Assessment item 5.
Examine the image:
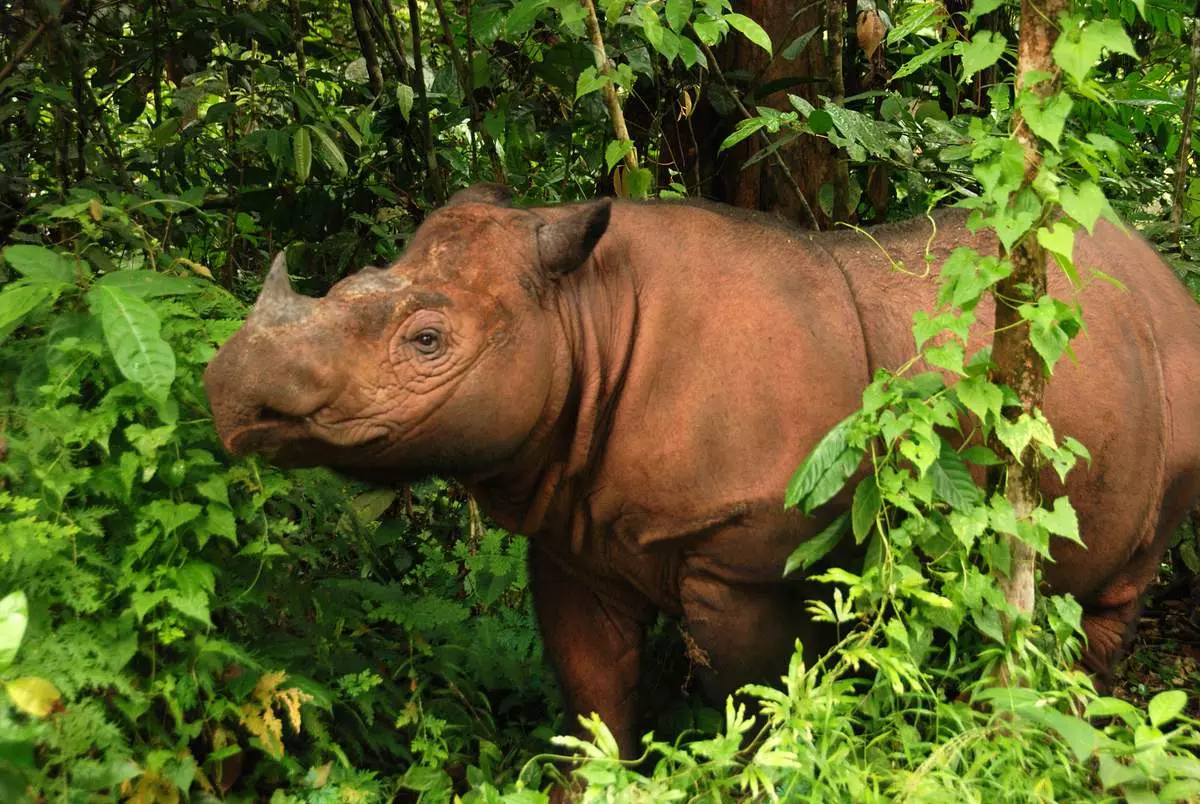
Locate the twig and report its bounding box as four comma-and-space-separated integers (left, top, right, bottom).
1172, 16, 1200, 234
698, 40, 819, 229
581, 0, 638, 173
379, 0, 412, 85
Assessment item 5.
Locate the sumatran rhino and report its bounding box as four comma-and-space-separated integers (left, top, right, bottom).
204, 185, 1200, 756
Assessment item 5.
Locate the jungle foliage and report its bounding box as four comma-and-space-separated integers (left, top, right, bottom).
2, 0, 1200, 800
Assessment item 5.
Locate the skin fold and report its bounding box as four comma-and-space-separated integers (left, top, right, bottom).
205, 185, 1200, 757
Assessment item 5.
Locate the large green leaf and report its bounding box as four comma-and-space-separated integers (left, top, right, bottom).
293, 126, 312, 182
3, 244, 76, 287
665, 0, 693, 31
724, 13, 772, 55
96, 270, 202, 298
309, 125, 349, 177
928, 443, 982, 511
787, 418, 867, 516
89, 284, 176, 401
784, 513, 849, 576
0, 282, 56, 344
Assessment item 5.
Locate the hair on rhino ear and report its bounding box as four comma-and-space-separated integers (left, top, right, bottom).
537, 199, 612, 277
445, 183, 515, 208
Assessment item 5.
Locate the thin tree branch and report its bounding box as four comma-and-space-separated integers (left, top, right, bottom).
379, 0, 412, 85
698, 40, 819, 229
1173, 16, 1200, 234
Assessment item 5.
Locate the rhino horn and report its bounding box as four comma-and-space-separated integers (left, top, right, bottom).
250, 252, 316, 326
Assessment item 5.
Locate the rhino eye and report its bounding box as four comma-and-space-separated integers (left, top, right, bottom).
413, 329, 442, 355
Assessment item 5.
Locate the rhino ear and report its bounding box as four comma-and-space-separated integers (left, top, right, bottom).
446, 183, 514, 208
537, 199, 612, 277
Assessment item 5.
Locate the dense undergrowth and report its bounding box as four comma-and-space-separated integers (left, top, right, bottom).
4, 0, 1200, 801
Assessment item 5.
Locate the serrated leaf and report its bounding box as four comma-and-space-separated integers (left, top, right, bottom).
784, 513, 848, 576
3, 244, 75, 286
1036, 222, 1078, 285
852, 475, 881, 542
665, 0, 692, 31
956, 375, 1003, 423
925, 341, 965, 375
0, 591, 28, 672
308, 125, 348, 177
929, 443, 982, 511
1147, 689, 1187, 727
575, 67, 609, 99
960, 31, 1007, 79
0, 282, 55, 344
293, 126, 312, 182
96, 270, 202, 297
1052, 19, 1137, 84
1037, 496, 1081, 543
724, 13, 772, 56
786, 414, 857, 510
5, 677, 62, 718
89, 284, 176, 401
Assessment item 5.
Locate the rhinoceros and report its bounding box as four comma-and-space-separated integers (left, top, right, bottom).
204, 184, 1200, 756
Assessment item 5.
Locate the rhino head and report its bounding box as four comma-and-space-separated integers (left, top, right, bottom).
204, 185, 612, 482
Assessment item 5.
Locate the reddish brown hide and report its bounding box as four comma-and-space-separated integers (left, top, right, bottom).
205, 185, 1200, 757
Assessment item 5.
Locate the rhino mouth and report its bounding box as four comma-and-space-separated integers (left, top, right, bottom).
226, 406, 392, 466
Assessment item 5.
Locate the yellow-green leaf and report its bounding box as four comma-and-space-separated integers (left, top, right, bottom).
5, 676, 62, 718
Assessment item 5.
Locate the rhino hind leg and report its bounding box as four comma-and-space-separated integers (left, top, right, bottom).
1079, 593, 1144, 691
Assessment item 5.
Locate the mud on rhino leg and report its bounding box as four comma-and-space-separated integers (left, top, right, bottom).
529, 547, 649, 757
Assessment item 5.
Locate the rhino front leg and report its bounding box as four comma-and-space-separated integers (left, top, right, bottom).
529, 547, 649, 757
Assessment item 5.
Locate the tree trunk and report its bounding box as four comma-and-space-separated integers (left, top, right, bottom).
349, 0, 384, 96
407, 0, 445, 202
1172, 15, 1200, 233
989, 0, 1068, 653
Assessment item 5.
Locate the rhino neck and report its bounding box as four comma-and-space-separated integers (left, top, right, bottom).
468, 238, 639, 540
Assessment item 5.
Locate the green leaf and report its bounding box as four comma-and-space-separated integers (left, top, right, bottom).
1019, 296, 1070, 372
719, 117, 766, 151
892, 41, 954, 81
605, 139, 633, 171
0, 282, 55, 344
781, 27, 819, 61
575, 67, 609, 99
1036, 496, 1081, 544
724, 13, 772, 56
3, 244, 75, 286
851, 475, 881, 542
506, 0, 552, 36
784, 513, 848, 576
925, 341, 965, 375
1148, 689, 1188, 727
1052, 19, 1137, 84
786, 414, 856, 510
88, 284, 176, 401
624, 167, 654, 200
1019, 90, 1073, 150
638, 4, 665, 53
293, 126, 312, 182
929, 443, 982, 511
665, 0, 692, 32
395, 83, 415, 121
1059, 180, 1108, 234
0, 591, 28, 672
309, 125, 349, 177
956, 375, 1003, 424
96, 270, 202, 298
959, 31, 1007, 79
1036, 222, 1078, 285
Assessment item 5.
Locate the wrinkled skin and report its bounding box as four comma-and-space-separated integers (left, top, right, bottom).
205, 185, 1200, 757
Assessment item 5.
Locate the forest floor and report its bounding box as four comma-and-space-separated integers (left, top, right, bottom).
1114, 568, 1200, 717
